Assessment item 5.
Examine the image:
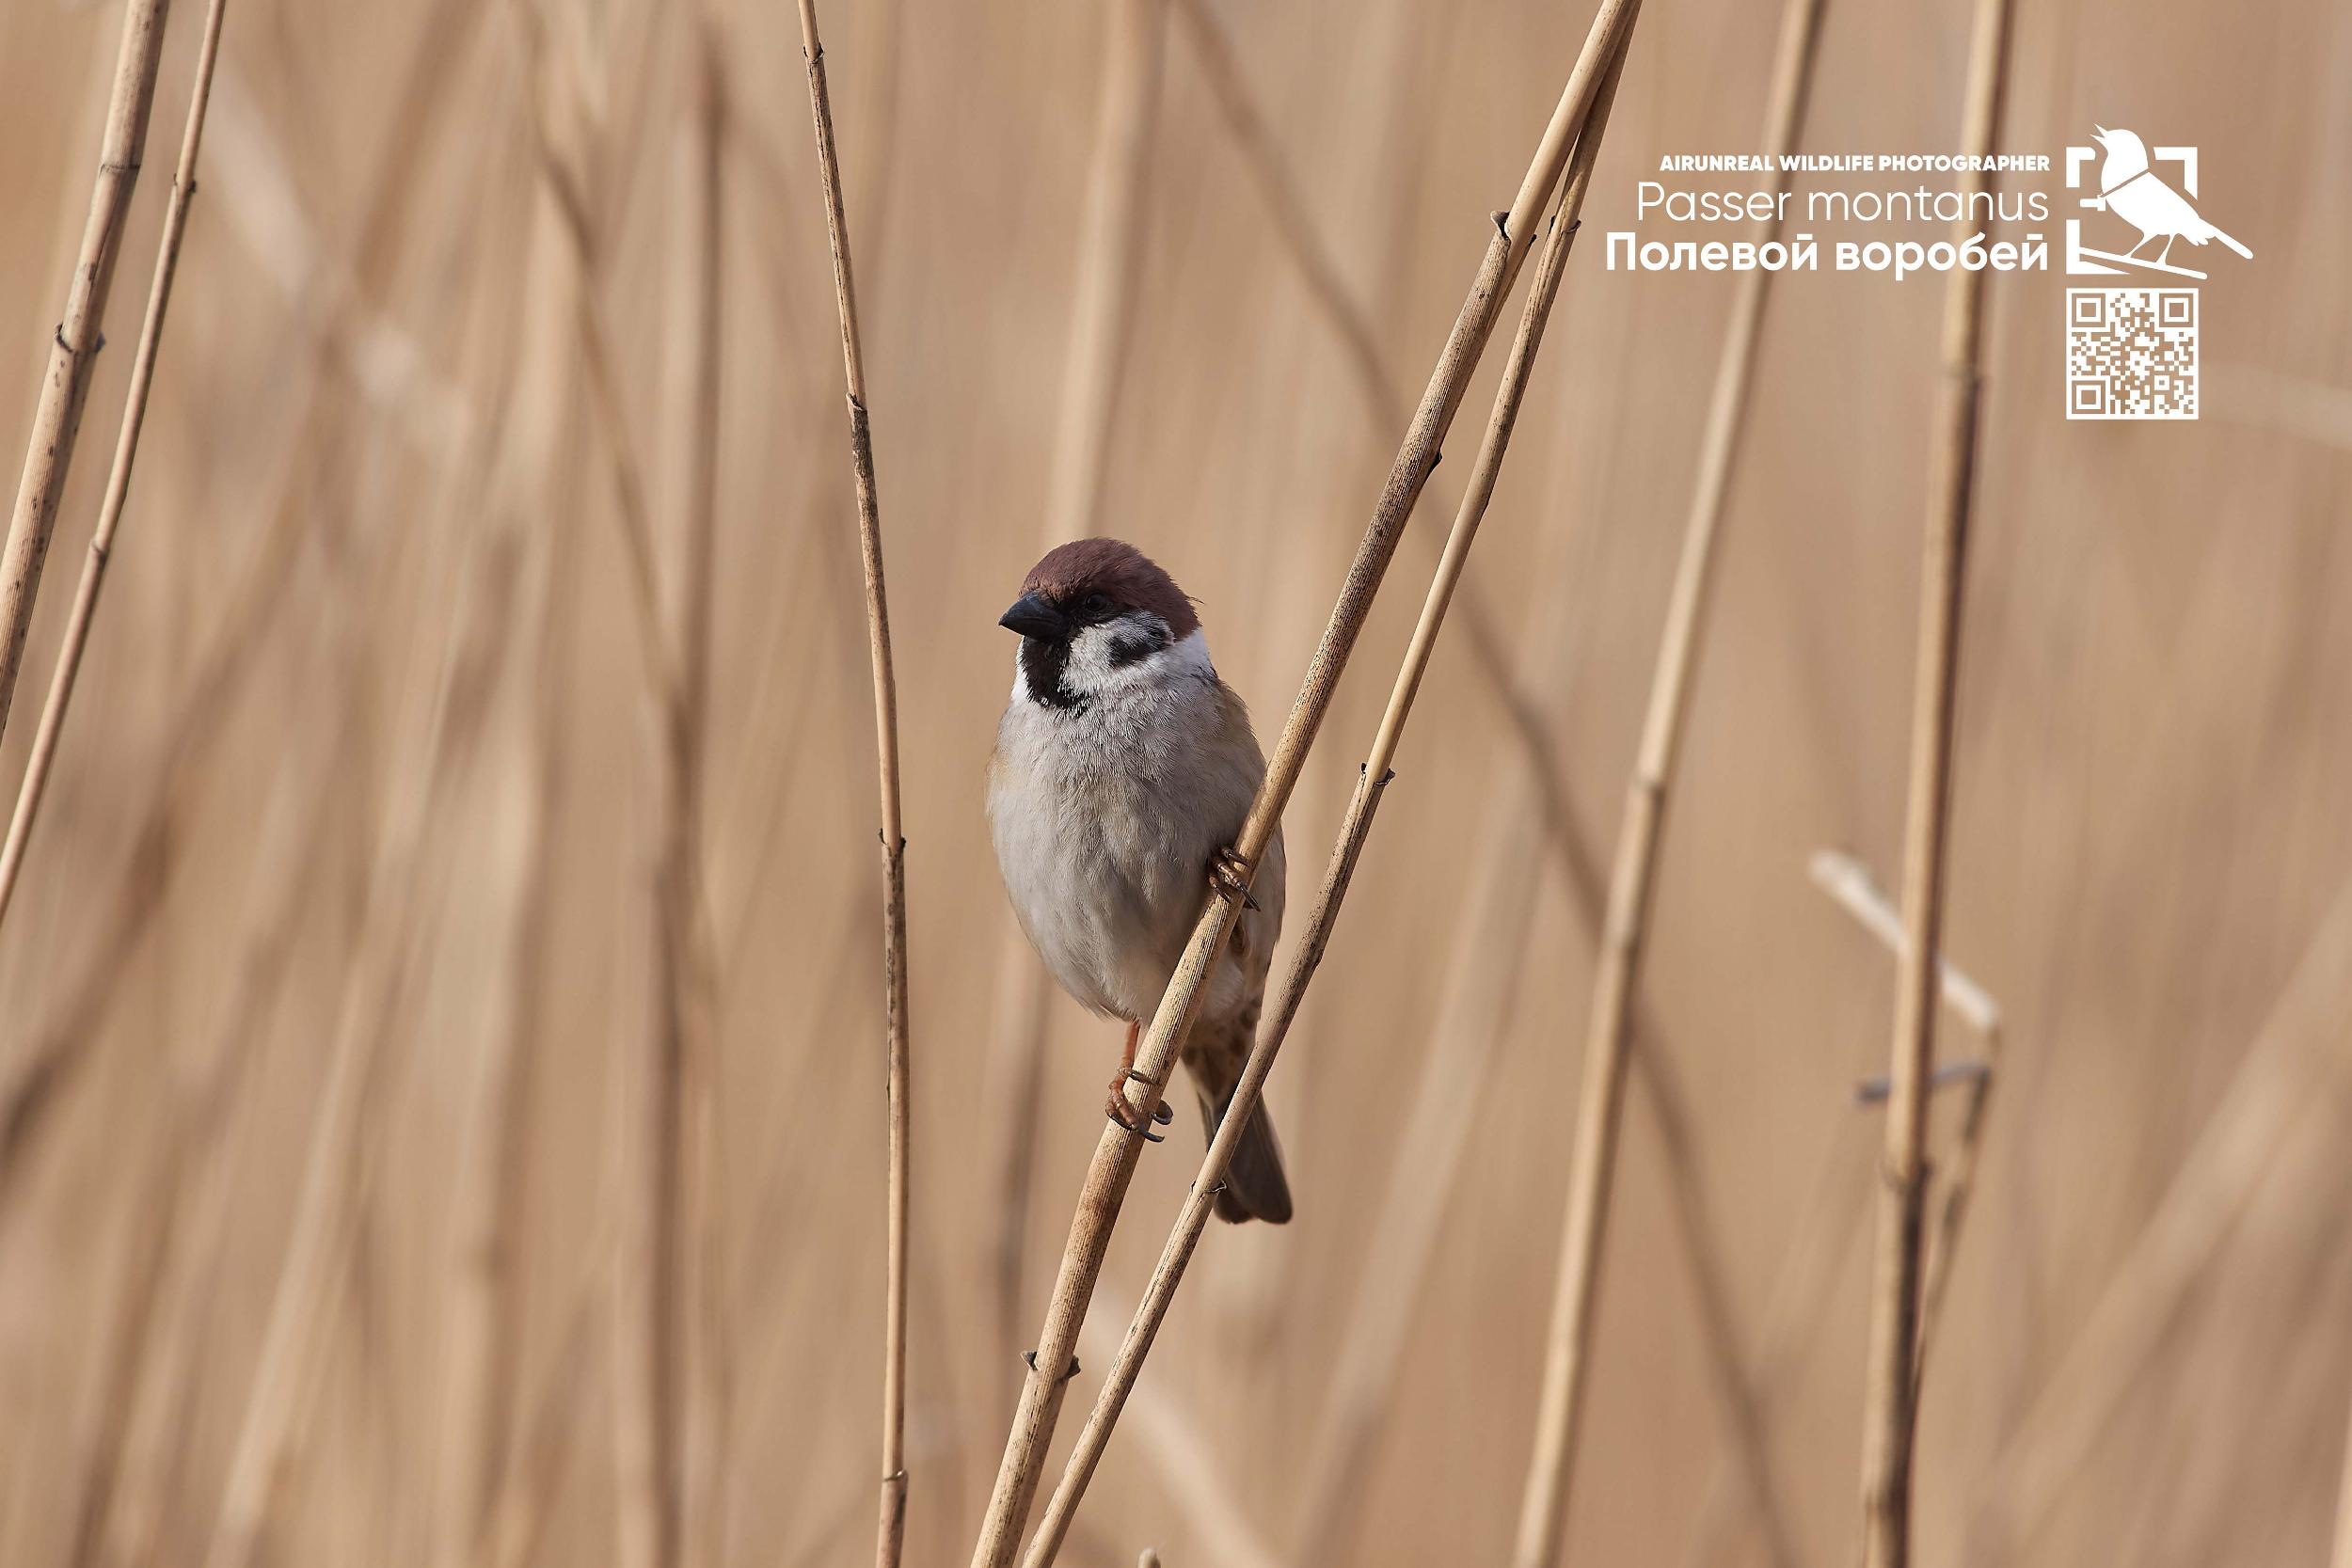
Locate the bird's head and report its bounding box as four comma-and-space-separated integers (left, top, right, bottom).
2090, 126, 2150, 172
1000, 538, 1205, 709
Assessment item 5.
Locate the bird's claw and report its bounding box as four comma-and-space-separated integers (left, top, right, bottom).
1208, 846, 1258, 910
1107, 1070, 1175, 1141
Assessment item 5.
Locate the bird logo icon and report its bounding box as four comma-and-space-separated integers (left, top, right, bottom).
2070, 126, 2252, 279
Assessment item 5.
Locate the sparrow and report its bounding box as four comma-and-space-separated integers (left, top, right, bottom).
987, 538, 1293, 1224
2086, 126, 2251, 268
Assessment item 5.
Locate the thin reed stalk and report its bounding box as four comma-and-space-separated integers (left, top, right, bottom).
1854, 0, 2017, 1558
1017, 39, 1634, 1568
0, 0, 172, 751
449, 213, 584, 1568
610, 24, 730, 1568
1508, 2, 1826, 1560
977, 0, 1167, 1423
665, 24, 728, 1568
796, 2, 914, 1562
966, 8, 1640, 1560
0, 0, 228, 933
1807, 849, 2005, 1389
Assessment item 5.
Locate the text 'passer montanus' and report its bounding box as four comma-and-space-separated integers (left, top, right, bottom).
987, 538, 1293, 1224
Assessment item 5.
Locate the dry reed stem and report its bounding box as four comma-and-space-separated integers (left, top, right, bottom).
664, 25, 728, 1568
1853, 0, 2015, 1557
0, 0, 172, 752
977, 0, 1168, 1421
966, 7, 1640, 1558
0, 0, 227, 932
441, 199, 585, 1568
1969, 874, 2352, 1560
1018, 43, 1633, 1567
1506, 3, 1825, 1561
796, 2, 915, 1561
1807, 849, 2005, 1389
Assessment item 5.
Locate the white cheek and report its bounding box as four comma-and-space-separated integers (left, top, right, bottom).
1061, 625, 1123, 689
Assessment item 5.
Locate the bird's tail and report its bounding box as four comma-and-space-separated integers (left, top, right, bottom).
1193, 1070, 1293, 1226
2210, 225, 2252, 259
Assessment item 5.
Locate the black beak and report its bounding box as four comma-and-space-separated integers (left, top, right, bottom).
998, 593, 1067, 641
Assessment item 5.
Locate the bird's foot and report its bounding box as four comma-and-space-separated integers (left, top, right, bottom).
1208, 846, 1259, 910
1105, 1069, 1173, 1141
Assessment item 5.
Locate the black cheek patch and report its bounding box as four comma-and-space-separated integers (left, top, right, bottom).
1106, 631, 1162, 669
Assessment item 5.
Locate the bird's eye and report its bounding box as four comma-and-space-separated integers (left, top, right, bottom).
1080, 593, 1112, 617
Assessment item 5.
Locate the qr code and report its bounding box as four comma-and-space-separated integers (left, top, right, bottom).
2066, 288, 2197, 420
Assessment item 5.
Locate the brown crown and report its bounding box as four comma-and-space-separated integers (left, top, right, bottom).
1020, 538, 1200, 641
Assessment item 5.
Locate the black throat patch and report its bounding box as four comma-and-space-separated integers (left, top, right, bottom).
1020, 635, 1085, 711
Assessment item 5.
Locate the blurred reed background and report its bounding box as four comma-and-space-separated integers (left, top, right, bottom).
1, 0, 2348, 1565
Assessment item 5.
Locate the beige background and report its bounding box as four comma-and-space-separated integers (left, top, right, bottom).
1, 0, 2347, 1564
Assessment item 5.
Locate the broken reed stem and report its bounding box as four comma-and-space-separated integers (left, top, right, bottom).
1854, 0, 2015, 1560
966, 8, 1640, 1563
797, 3, 914, 1563
1806, 849, 2005, 1389
0, 0, 228, 934
1018, 45, 1631, 1568
1508, 0, 1825, 1560
0, 0, 172, 752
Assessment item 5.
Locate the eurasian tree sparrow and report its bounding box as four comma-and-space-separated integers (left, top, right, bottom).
987, 538, 1292, 1224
